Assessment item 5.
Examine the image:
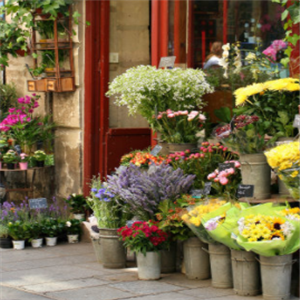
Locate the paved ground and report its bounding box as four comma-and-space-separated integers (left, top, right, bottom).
0, 242, 299, 300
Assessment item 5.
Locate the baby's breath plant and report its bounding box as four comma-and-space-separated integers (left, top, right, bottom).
106, 66, 213, 127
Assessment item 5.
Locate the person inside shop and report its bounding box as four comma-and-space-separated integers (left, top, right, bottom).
203, 41, 223, 69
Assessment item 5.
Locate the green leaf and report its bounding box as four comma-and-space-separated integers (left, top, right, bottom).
280, 57, 290, 67
214, 107, 231, 123
289, 34, 300, 46
281, 9, 289, 21
32, 53, 38, 59
288, 4, 300, 24
277, 111, 289, 126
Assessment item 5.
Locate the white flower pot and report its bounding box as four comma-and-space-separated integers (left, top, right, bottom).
46, 237, 57, 246
31, 238, 43, 248
73, 213, 85, 220
136, 251, 161, 280
67, 234, 79, 243
12, 240, 25, 250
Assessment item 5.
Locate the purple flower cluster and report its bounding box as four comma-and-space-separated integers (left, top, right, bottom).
93, 188, 115, 202
107, 164, 195, 220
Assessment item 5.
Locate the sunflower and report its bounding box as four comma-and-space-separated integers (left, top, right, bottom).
271, 232, 285, 241
272, 217, 285, 231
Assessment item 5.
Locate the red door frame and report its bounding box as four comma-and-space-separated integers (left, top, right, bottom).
84, 0, 110, 195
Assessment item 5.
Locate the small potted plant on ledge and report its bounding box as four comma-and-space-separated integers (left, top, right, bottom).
118, 221, 169, 280
7, 220, 30, 250
29, 221, 44, 248
33, 150, 46, 167
2, 150, 18, 169
0, 224, 12, 249
65, 193, 88, 220
42, 218, 65, 247
18, 153, 30, 170
65, 219, 81, 243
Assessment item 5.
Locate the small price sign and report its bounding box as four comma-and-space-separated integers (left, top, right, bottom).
236, 185, 254, 199
158, 56, 176, 69
219, 163, 235, 171
203, 182, 212, 195
150, 145, 162, 156
191, 189, 203, 199
191, 182, 212, 198
29, 198, 48, 209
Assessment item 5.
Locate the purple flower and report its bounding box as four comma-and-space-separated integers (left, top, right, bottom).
91, 188, 98, 193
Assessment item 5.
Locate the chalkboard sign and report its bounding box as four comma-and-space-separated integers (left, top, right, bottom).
236, 185, 254, 198
203, 182, 212, 195
293, 115, 300, 128
158, 56, 176, 69
29, 198, 48, 209
150, 145, 162, 156
219, 163, 235, 171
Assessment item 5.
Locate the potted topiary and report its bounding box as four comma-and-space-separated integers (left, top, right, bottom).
65, 219, 81, 243
7, 220, 30, 250
33, 150, 47, 167
18, 153, 30, 170
2, 150, 18, 169
64, 193, 88, 220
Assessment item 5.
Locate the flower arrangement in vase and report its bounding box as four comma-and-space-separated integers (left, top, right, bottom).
118, 221, 169, 280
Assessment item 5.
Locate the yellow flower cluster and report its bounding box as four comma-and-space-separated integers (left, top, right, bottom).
265, 141, 300, 171
241, 214, 287, 242
181, 200, 226, 227
234, 77, 299, 106
280, 207, 300, 221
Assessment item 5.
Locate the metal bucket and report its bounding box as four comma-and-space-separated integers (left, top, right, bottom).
183, 237, 210, 280
161, 241, 177, 273
91, 237, 102, 263
98, 228, 126, 269
259, 254, 293, 300
239, 153, 271, 200
231, 249, 261, 296
137, 251, 161, 280
208, 243, 233, 288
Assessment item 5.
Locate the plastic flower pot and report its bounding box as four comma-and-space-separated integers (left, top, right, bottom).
67, 234, 79, 244
31, 238, 43, 248
46, 237, 57, 246
12, 240, 25, 250
19, 162, 28, 170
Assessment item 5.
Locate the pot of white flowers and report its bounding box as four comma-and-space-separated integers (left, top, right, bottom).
66, 219, 81, 243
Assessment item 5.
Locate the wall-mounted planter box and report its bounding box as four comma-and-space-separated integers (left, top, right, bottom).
27, 79, 48, 92
27, 77, 75, 93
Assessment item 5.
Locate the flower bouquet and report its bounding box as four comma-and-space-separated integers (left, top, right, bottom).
120, 150, 165, 169
107, 163, 195, 221
207, 160, 241, 201
278, 207, 300, 221
233, 78, 299, 140
181, 199, 228, 244
166, 142, 238, 189
265, 141, 300, 200
235, 203, 300, 256
106, 66, 213, 129
153, 110, 206, 144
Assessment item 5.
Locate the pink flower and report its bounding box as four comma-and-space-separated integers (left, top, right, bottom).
167, 113, 175, 118
18, 97, 25, 104
8, 108, 15, 113
214, 178, 219, 183
157, 115, 162, 119
166, 109, 173, 114
179, 110, 188, 115
33, 101, 39, 108
219, 177, 229, 185
234, 161, 241, 168
198, 114, 206, 122
227, 168, 235, 175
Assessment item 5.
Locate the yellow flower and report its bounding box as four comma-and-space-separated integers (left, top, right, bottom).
261, 227, 271, 239
248, 237, 257, 242
234, 83, 266, 106
190, 217, 201, 227
291, 171, 299, 178
242, 229, 251, 238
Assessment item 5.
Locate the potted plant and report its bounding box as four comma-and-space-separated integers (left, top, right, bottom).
18, 153, 30, 170
65, 219, 81, 243
41, 218, 65, 246
33, 150, 47, 167
87, 176, 128, 269
64, 193, 88, 219
2, 150, 18, 169
153, 110, 206, 153
7, 220, 30, 250
118, 221, 169, 280
29, 221, 44, 248
214, 115, 271, 200
0, 224, 12, 249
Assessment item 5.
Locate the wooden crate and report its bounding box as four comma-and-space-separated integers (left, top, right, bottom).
27, 79, 48, 92
27, 78, 75, 93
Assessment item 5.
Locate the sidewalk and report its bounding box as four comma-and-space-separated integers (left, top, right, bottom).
0, 243, 299, 300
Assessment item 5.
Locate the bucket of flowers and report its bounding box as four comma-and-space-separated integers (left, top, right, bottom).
118, 220, 169, 280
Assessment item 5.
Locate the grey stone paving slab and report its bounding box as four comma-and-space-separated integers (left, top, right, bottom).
177, 286, 235, 298
123, 291, 200, 300
0, 285, 53, 300
76, 262, 130, 274
46, 285, 135, 300
108, 280, 185, 295
102, 272, 139, 282
22, 277, 107, 293
1, 264, 120, 287
161, 273, 212, 289
1, 253, 96, 272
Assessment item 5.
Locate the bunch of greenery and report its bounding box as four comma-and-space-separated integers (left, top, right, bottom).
7, 220, 31, 241
28, 221, 43, 241
41, 218, 65, 238
0, 83, 18, 118
64, 193, 88, 214
2, 150, 18, 164
33, 150, 47, 161
65, 219, 81, 235
0, 224, 9, 238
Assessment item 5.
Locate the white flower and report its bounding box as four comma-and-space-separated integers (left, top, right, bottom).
72, 193, 76, 197
245, 53, 257, 62
281, 222, 294, 237
222, 43, 230, 52
66, 221, 71, 227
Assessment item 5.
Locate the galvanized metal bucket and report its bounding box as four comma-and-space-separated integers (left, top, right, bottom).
98, 228, 126, 269
259, 254, 294, 300
208, 243, 233, 288
183, 237, 211, 280
137, 251, 161, 280
91, 237, 102, 263
231, 249, 261, 296
161, 241, 177, 273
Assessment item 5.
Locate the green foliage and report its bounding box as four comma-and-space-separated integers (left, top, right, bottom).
0, 83, 18, 118
2, 150, 18, 163
41, 218, 65, 238
214, 107, 232, 123
33, 150, 46, 161
64, 193, 88, 214
65, 219, 81, 235
8, 220, 31, 240
0, 224, 9, 238
28, 221, 43, 240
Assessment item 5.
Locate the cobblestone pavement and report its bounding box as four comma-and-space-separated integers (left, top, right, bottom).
1, 243, 299, 300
